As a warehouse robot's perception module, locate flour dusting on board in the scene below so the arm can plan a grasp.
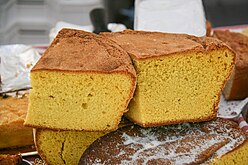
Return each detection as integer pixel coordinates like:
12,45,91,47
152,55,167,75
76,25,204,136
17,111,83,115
81,119,247,164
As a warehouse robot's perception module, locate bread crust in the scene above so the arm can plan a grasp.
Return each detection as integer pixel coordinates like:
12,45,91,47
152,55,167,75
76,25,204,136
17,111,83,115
32,29,136,76
101,30,234,60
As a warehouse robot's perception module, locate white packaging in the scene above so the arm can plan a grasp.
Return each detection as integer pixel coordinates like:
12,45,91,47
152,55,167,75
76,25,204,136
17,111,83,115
134,0,206,36
0,45,41,93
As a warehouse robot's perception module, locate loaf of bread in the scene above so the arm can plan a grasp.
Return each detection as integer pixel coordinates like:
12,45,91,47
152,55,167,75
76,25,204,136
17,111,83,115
0,92,34,150
214,30,248,100
24,29,136,131
79,118,248,164
102,30,235,127
34,118,132,165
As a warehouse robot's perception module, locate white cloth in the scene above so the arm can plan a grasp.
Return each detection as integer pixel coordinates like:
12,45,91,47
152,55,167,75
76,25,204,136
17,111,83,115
134,0,206,36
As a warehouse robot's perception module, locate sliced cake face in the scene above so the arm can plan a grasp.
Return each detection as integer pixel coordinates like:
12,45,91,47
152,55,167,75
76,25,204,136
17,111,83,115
35,129,107,165
127,49,234,126
79,118,248,164
27,72,134,131
34,118,132,165
214,30,248,100
103,30,235,127
24,29,136,131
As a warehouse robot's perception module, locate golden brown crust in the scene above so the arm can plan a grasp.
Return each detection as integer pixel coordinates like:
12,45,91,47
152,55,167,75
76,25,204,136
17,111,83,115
27,29,137,131
32,28,136,78
101,29,232,60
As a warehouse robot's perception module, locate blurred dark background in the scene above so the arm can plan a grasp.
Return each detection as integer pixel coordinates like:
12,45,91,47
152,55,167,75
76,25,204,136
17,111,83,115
203,0,248,27
104,0,134,29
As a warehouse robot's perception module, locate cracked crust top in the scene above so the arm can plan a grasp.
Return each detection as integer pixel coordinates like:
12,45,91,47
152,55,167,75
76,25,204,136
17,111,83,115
32,28,136,78
101,30,232,60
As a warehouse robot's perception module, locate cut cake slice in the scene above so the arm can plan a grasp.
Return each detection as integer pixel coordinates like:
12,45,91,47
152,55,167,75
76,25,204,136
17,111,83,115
102,30,235,127
24,29,136,131
214,30,248,100
34,129,107,165
34,118,132,165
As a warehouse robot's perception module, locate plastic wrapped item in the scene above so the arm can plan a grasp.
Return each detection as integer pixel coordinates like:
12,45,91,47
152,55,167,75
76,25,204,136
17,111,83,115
134,0,206,36
0,45,41,93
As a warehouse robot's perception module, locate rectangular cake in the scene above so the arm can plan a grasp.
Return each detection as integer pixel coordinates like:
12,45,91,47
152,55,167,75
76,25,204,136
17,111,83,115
102,30,235,127
214,30,248,100
24,29,136,131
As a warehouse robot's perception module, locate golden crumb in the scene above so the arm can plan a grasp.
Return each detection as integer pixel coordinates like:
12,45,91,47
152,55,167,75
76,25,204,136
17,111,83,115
24,29,136,131
103,30,235,127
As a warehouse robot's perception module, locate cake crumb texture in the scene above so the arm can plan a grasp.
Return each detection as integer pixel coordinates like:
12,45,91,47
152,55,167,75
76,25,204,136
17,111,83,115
24,29,136,131
35,129,107,165
103,30,235,126
214,30,248,100
34,118,132,165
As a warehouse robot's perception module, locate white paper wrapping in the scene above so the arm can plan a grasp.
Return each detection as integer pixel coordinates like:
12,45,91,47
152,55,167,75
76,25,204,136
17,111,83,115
134,0,206,36
0,45,41,93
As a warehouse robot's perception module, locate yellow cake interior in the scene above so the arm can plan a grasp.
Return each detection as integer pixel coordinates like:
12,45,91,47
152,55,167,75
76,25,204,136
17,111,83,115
212,140,248,165
35,129,106,165
25,71,133,131
127,49,234,126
